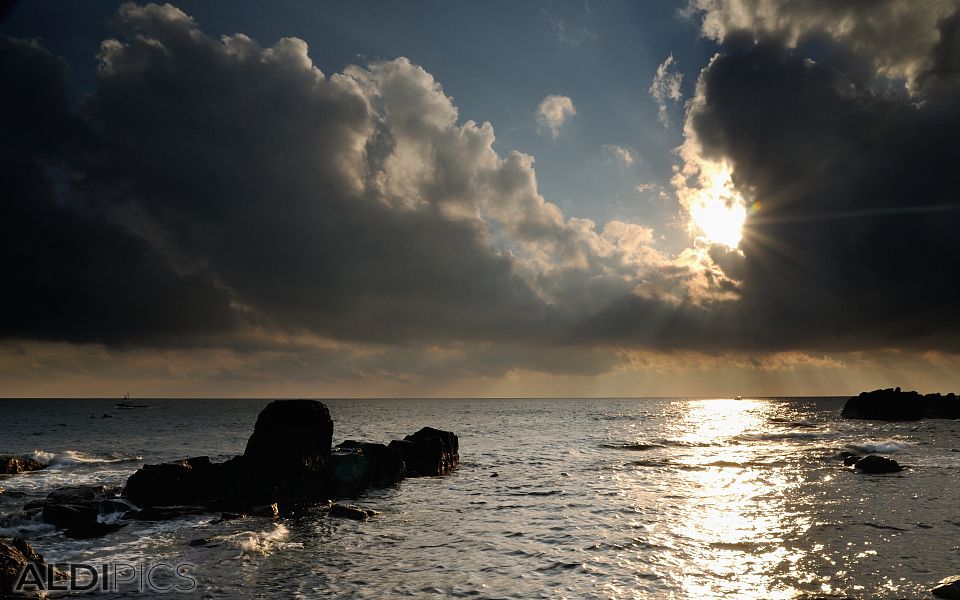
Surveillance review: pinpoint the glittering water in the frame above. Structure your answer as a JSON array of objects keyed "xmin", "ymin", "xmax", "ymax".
[{"xmin": 2, "ymin": 397, "xmax": 959, "ymax": 598}]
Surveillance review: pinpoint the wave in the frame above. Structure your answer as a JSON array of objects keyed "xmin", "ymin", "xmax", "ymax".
[
  {"xmin": 0, "ymin": 510, "xmax": 54, "ymax": 538},
  {"xmin": 31, "ymin": 449, "xmax": 143, "ymax": 467},
  {"xmin": 849, "ymin": 439, "xmax": 908, "ymax": 454},
  {"xmin": 231, "ymin": 523, "xmax": 291, "ymax": 556},
  {"xmin": 599, "ymin": 443, "xmax": 663, "ymax": 451},
  {"xmin": 734, "ymin": 430, "xmax": 838, "ymax": 443}
]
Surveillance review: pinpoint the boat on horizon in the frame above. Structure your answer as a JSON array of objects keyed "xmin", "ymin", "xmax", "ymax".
[{"xmin": 116, "ymin": 393, "xmax": 150, "ymax": 409}]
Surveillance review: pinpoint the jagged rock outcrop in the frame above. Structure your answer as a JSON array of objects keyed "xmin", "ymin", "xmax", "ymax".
[
  {"xmin": 841, "ymin": 387, "xmax": 960, "ymax": 421},
  {"xmin": 1, "ymin": 537, "xmax": 59, "ymax": 596},
  {"xmin": 120, "ymin": 400, "xmax": 458, "ymax": 517}
]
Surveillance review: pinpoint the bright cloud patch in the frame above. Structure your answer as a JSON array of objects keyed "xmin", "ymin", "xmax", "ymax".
[
  {"xmin": 536, "ymin": 94, "xmax": 576, "ymax": 138},
  {"xmin": 649, "ymin": 53, "xmax": 683, "ymax": 127}
]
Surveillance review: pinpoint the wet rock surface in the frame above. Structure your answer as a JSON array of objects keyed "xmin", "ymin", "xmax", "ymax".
[
  {"xmin": 853, "ymin": 455, "xmax": 904, "ymax": 474},
  {"xmin": 933, "ymin": 575, "xmax": 960, "ymax": 599},
  {"xmin": 1, "ymin": 537, "xmax": 59, "ymax": 596}
]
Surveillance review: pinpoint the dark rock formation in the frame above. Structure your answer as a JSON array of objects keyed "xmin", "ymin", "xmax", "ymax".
[
  {"xmin": 0, "ymin": 456, "xmax": 45, "ymax": 476},
  {"xmin": 390, "ymin": 427, "xmax": 459, "ymax": 476},
  {"xmin": 841, "ymin": 387, "xmax": 960, "ymax": 421},
  {"xmin": 22, "ymin": 485, "xmax": 132, "ymax": 539},
  {"xmin": 124, "ymin": 456, "xmax": 226, "ymax": 507},
  {"xmin": 933, "ymin": 575, "xmax": 960, "ymax": 599},
  {"xmin": 120, "ymin": 400, "xmax": 458, "ymax": 518},
  {"xmin": 243, "ymin": 399, "xmax": 333, "ymax": 474},
  {"xmin": 854, "ymin": 455, "xmax": 903, "ymax": 474},
  {"xmin": 332, "ymin": 441, "xmax": 406, "ymax": 491},
  {"xmin": 1, "ymin": 537, "xmax": 59, "ymax": 596}
]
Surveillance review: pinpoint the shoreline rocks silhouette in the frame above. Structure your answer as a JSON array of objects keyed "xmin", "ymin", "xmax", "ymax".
[
  {"xmin": 11, "ymin": 400, "xmax": 459, "ymax": 538},
  {"xmin": 841, "ymin": 388, "xmax": 960, "ymax": 421}
]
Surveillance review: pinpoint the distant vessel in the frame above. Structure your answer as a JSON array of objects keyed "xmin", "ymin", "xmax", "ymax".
[
  {"xmin": 735, "ymin": 395, "xmax": 742, "ymax": 400},
  {"xmin": 116, "ymin": 393, "xmax": 149, "ymax": 409}
]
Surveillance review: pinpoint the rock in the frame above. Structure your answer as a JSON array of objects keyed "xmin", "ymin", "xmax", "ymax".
[
  {"xmin": 854, "ymin": 455, "xmax": 903, "ymax": 474},
  {"xmin": 243, "ymin": 400, "xmax": 333, "ymax": 474},
  {"xmin": 841, "ymin": 388, "xmax": 960, "ymax": 420},
  {"xmin": 120, "ymin": 401, "xmax": 458, "ymax": 519},
  {"xmin": 933, "ymin": 575, "xmax": 960, "ymax": 598},
  {"xmin": 64, "ymin": 521, "xmax": 125, "ymax": 540},
  {"xmin": 331, "ymin": 441, "xmax": 406, "ymax": 492},
  {"xmin": 0, "ymin": 456, "xmax": 45, "ymax": 475},
  {"xmin": 24, "ymin": 485, "xmax": 122, "ymax": 510},
  {"xmin": 1, "ymin": 537, "xmax": 59, "ymax": 596},
  {"xmin": 390, "ymin": 427, "xmax": 459, "ymax": 476},
  {"xmin": 188, "ymin": 538, "xmax": 210, "ymax": 547},
  {"xmin": 123, "ymin": 456, "xmax": 225, "ymax": 507},
  {"xmin": 125, "ymin": 505, "xmax": 208, "ymax": 521},
  {"xmin": 329, "ymin": 503, "xmax": 378, "ymax": 521},
  {"xmin": 22, "ymin": 485, "xmax": 133, "ymax": 538}
]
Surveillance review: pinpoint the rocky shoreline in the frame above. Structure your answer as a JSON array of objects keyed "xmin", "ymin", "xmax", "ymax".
[
  {"xmin": 842, "ymin": 387, "xmax": 960, "ymax": 421},
  {"xmin": 1, "ymin": 399, "xmax": 459, "ymax": 596}
]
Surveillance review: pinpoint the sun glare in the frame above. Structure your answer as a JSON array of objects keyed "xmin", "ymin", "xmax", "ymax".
[{"xmin": 686, "ymin": 163, "xmax": 748, "ymax": 248}]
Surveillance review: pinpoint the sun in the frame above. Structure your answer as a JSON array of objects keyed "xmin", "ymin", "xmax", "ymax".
[{"xmin": 685, "ymin": 162, "xmax": 747, "ymax": 248}]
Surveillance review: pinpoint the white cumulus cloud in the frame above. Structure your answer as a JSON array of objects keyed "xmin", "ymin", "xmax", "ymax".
[{"xmin": 536, "ymin": 94, "xmax": 576, "ymax": 138}]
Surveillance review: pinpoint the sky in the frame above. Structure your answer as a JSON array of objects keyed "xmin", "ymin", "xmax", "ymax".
[{"xmin": 2, "ymin": 0, "xmax": 960, "ymax": 398}]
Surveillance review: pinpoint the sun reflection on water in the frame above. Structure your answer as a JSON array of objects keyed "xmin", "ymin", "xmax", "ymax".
[{"xmin": 670, "ymin": 399, "xmax": 809, "ymax": 598}]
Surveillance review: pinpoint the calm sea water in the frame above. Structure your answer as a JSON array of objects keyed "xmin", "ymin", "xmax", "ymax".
[{"xmin": 2, "ymin": 397, "xmax": 960, "ymax": 599}]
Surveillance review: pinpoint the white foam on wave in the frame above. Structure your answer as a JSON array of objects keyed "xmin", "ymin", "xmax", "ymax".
[
  {"xmin": 31, "ymin": 449, "xmax": 143, "ymax": 467},
  {"xmin": 233, "ymin": 523, "xmax": 292, "ymax": 557},
  {"xmin": 851, "ymin": 439, "xmax": 909, "ymax": 454},
  {"xmin": 30, "ymin": 450, "xmax": 55, "ymax": 463}
]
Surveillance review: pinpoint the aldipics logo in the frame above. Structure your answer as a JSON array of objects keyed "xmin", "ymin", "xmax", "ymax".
[{"xmin": 14, "ymin": 562, "xmax": 197, "ymax": 594}]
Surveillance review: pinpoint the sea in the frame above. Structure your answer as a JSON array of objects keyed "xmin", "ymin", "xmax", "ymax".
[{"xmin": 1, "ymin": 397, "xmax": 959, "ymax": 599}]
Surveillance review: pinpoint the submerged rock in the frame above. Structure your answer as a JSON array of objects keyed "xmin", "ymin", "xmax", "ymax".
[
  {"xmin": 329, "ymin": 503, "xmax": 379, "ymax": 521},
  {"xmin": 854, "ymin": 455, "xmax": 903, "ymax": 474},
  {"xmin": 933, "ymin": 575, "xmax": 960, "ymax": 599},
  {"xmin": 841, "ymin": 387, "xmax": 960, "ymax": 421},
  {"xmin": 0, "ymin": 456, "xmax": 45, "ymax": 476}
]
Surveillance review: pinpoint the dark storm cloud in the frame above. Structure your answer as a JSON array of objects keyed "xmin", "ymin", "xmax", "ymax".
[
  {"xmin": 2, "ymin": 3, "xmax": 577, "ymax": 355},
  {"xmin": 681, "ymin": 25, "xmax": 960, "ymax": 352},
  {"xmin": 4, "ymin": 0, "xmax": 960, "ymax": 374},
  {"xmin": 80, "ymin": 4, "xmax": 554, "ymax": 345},
  {"xmin": 0, "ymin": 37, "xmax": 235, "ymax": 344}
]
